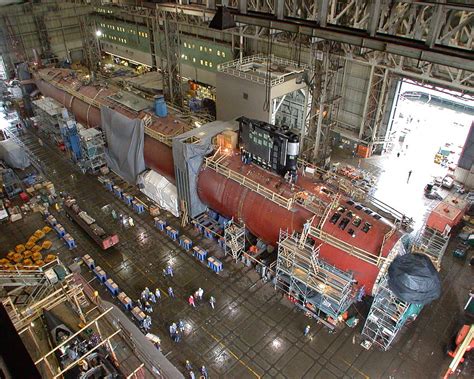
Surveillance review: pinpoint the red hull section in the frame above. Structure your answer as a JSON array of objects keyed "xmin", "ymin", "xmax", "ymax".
[
  {"xmin": 197, "ymin": 167, "xmax": 313, "ymax": 243},
  {"xmin": 35, "ymin": 68, "xmax": 403, "ymax": 295},
  {"xmin": 34, "ymin": 69, "xmax": 178, "ymax": 183},
  {"xmin": 197, "ymin": 155, "xmax": 401, "ymax": 293}
]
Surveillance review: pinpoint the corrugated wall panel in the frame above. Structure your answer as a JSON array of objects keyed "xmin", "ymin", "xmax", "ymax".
[{"xmin": 336, "ymin": 61, "xmax": 371, "ymax": 135}]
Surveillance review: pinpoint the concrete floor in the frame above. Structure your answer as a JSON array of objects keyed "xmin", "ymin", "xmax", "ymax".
[{"xmin": 1, "ymin": 119, "xmax": 473, "ymax": 378}]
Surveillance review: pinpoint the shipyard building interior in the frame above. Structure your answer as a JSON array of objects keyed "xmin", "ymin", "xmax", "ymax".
[{"xmin": 0, "ymin": 1, "xmax": 473, "ymax": 378}]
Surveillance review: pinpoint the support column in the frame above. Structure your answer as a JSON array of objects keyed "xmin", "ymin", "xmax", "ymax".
[
  {"xmin": 359, "ymin": 64, "xmax": 375, "ymax": 140},
  {"xmin": 161, "ymin": 11, "xmax": 183, "ymax": 107}
]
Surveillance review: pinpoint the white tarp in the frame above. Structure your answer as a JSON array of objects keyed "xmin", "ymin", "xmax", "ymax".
[
  {"xmin": 138, "ymin": 169, "xmax": 179, "ymax": 217},
  {"xmin": 0, "ymin": 139, "xmax": 30, "ymax": 169}
]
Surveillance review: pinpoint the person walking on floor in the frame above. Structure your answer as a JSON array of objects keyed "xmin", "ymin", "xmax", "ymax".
[
  {"xmin": 149, "ymin": 292, "xmax": 156, "ymax": 303},
  {"xmin": 155, "ymin": 288, "xmax": 161, "ymax": 300},
  {"xmin": 143, "ymin": 316, "xmax": 152, "ymax": 331},
  {"xmin": 144, "ymin": 301, "xmax": 153, "ymax": 313},
  {"xmin": 407, "ymin": 170, "xmax": 413, "ymax": 183},
  {"xmin": 304, "ymin": 325, "xmax": 311, "ymax": 336},
  {"xmin": 189, "ymin": 371, "xmax": 195, "ymax": 379},
  {"xmin": 178, "ymin": 320, "xmax": 185, "ymax": 333},
  {"xmin": 209, "ymin": 296, "xmax": 216, "ymax": 309},
  {"xmin": 166, "ymin": 265, "xmax": 173, "ymax": 277},
  {"xmin": 137, "ymin": 299, "xmax": 143, "ymax": 310},
  {"xmin": 195, "ymin": 287, "xmax": 203, "ymax": 301},
  {"xmin": 168, "ymin": 287, "xmax": 175, "ymax": 297},
  {"xmin": 185, "ymin": 360, "xmax": 193, "ymax": 371},
  {"xmin": 200, "ymin": 365, "xmax": 208, "ymax": 379},
  {"xmin": 188, "ymin": 295, "xmax": 196, "ymax": 308}
]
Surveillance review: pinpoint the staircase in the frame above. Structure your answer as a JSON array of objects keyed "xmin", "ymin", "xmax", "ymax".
[{"xmin": 224, "ymin": 222, "xmax": 246, "ymax": 261}]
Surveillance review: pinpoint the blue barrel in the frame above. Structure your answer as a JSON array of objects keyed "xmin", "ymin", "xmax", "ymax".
[{"xmin": 154, "ymin": 96, "xmax": 168, "ymax": 117}]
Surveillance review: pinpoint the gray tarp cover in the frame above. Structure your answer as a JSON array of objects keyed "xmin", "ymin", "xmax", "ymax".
[
  {"xmin": 387, "ymin": 253, "xmax": 441, "ymax": 305},
  {"xmin": 0, "ymin": 139, "xmax": 30, "ymax": 169},
  {"xmin": 172, "ymin": 120, "xmax": 238, "ymax": 218},
  {"xmin": 101, "ymin": 106, "xmax": 145, "ymax": 183}
]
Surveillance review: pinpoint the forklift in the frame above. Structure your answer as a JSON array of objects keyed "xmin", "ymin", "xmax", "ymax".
[{"xmin": 443, "ymin": 292, "xmax": 474, "ymax": 378}]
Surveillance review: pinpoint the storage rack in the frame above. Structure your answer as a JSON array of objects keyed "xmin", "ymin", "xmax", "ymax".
[{"xmin": 275, "ymin": 230, "xmax": 355, "ymax": 327}]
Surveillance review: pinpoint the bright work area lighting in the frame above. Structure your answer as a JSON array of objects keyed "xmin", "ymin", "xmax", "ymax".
[{"xmin": 95, "ymin": 30, "xmax": 103, "ymax": 37}]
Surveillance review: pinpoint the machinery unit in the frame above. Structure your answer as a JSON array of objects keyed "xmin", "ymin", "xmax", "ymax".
[
  {"xmin": 238, "ymin": 116, "xmax": 300, "ymax": 180},
  {"xmin": 63, "ymin": 197, "xmax": 119, "ymax": 250},
  {"xmin": 59, "ymin": 117, "xmax": 82, "ymax": 162},
  {"xmin": 1, "ymin": 168, "xmax": 22, "ymax": 198}
]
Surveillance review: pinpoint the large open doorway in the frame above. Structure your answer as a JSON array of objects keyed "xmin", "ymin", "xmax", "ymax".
[{"xmin": 371, "ymin": 79, "xmax": 473, "ymax": 228}]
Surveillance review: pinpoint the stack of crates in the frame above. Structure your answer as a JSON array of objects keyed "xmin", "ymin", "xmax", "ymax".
[
  {"xmin": 192, "ymin": 246, "xmax": 208, "ymax": 262},
  {"xmin": 166, "ymin": 226, "xmax": 178, "ymax": 241},
  {"xmin": 104, "ymin": 179, "xmax": 114, "ymax": 192},
  {"xmin": 94, "ymin": 265, "xmax": 107, "ymax": 282},
  {"xmin": 154, "ymin": 218, "xmax": 167, "ymax": 231},
  {"xmin": 132, "ymin": 200, "xmax": 145, "ymax": 214},
  {"xmin": 113, "ymin": 185, "xmax": 123, "ymax": 199},
  {"xmin": 63, "ymin": 233, "xmax": 76, "ymax": 249},
  {"xmin": 123, "ymin": 193, "xmax": 134, "ymax": 206},
  {"xmin": 105, "ymin": 278, "xmax": 120, "ymax": 296},
  {"xmin": 46, "ymin": 214, "xmax": 57, "ymax": 227},
  {"xmin": 207, "ymin": 257, "xmax": 223, "ymax": 273},
  {"xmin": 54, "ymin": 224, "xmax": 66, "ymax": 237},
  {"xmin": 179, "ymin": 235, "xmax": 193, "ymax": 251},
  {"xmin": 82, "ymin": 254, "xmax": 95, "ymax": 269}
]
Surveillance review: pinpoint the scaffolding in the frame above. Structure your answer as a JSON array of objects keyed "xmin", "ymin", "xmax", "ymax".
[
  {"xmin": 159, "ymin": 9, "xmax": 183, "ymax": 107},
  {"xmin": 78, "ymin": 126, "xmax": 106, "ymax": 173},
  {"xmin": 412, "ymin": 226, "xmax": 450, "ymax": 270},
  {"xmin": 361, "ymin": 277, "xmax": 419, "ymax": 351},
  {"xmin": 32, "ymin": 97, "xmax": 64, "ymax": 144},
  {"xmin": 275, "ymin": 230, "xmax": 355, "ymax": 327},
  {"xmin": 224, "ymin": 221, "xmax": 246, "ymax": 262},
  {"xmin": 2, "ymin": 269, "xmax": 160, "ymax": 378},
  {"xmin": 410, "ymin": 198, "xmax": 450, "ymax": 269},
  {"xmin": 1, "ymin": 260, "xmax": 87, "ymax": 331},
  {"xmin": 79, "ymin": 14, "xmax": 101, "ymax": 73}
]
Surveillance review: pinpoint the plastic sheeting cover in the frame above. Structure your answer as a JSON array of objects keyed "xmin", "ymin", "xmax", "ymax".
[
  {"xmin": 0, "ymin": 139, "xmax": 30, "ymax": 169},
  {"xmin": 172, "ymin": 120, "xmax": 238, "ymax": 218},
  {"xmin": 100, "ymin": 106, "xmax": 145, "ymax": 183},
  {"xmin": 387, "ymin": 253, "xmax": 441, "ymax": 305},
  {"xmin": 138, "ymin": 169, "xmax": 179, "ymax": 217}
]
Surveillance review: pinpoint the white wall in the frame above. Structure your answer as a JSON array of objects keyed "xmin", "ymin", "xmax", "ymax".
[
  {"xmin": 181, "ymin": 64, "xmax": 217, "ymax": 87},
  {"xmin": 454, "ymin": 166, "xmax": 474, "ymax": 189},
  {"xmin": 216, "ymin": 72, "xmax": 270, "ymax": 122}
]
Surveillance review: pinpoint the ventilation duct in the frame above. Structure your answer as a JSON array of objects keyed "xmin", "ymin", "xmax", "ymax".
[{"xmin": 209, "ymin": 6, "xmax": 236, "ymax": 30}]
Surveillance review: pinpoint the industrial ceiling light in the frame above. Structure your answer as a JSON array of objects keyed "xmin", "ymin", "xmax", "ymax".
[
  {"xmin": 95, "ymin": 30, "xmax": 103, "ymax": 37},
  {"xmin": 209, "ymin": 6, "xmax": 236, "ymax": 30}
]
